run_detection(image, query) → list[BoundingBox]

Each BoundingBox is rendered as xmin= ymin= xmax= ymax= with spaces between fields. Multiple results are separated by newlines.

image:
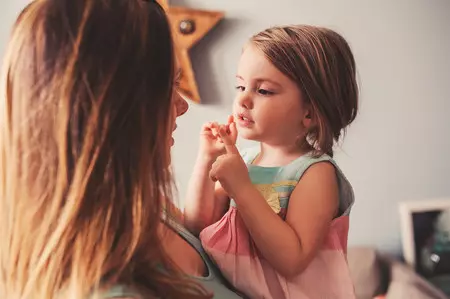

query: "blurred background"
xmin=1 ymin=0 xmax=449 ymax=296
xmin=166 ymin=0 xmax=450 ymax=256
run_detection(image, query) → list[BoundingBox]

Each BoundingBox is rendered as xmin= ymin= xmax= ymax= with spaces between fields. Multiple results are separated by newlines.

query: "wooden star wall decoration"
xmin=157 ymin=0 xmax=224 ymax=103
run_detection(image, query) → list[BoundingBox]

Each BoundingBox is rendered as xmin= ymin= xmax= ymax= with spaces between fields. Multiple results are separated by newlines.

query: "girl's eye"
xmin=236 ymin=85 xmax=245 ymax=91
xmin=258 ymin=89 xmax=274 ymax=96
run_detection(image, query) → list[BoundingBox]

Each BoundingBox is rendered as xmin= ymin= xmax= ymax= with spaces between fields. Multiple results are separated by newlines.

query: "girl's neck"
xmin=253 ymin=142 xmax=309 ymax=167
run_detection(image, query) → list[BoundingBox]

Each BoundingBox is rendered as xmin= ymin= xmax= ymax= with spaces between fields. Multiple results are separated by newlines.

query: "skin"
xmin=159 ymin=70 xmax=209 ymax=278
xmin=185 ymin=44 xmax=340 ymax=278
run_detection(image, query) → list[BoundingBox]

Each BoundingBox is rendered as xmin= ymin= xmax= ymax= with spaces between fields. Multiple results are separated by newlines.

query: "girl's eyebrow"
xmin=236 ymin=75 xmax=282 ymax=88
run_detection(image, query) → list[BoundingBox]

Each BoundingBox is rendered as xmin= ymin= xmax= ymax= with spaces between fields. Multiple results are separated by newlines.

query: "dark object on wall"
xmin=157 ymin=0 xmax=224 ymax=103
xmin=179 ymin=19 xmax=196 ymax=35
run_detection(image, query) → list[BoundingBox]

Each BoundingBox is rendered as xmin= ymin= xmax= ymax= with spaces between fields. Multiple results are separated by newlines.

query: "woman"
xmin=0 ymin=0 xmax=242 ymax=298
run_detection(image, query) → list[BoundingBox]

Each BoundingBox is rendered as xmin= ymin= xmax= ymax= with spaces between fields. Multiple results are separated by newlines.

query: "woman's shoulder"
xmin=99 ymin=284 xmax=144 ymax=299
xmin=100 ymin=282 xmax=243 ymax=299
xmin=162 ymin=218 xmax=243 ymax=298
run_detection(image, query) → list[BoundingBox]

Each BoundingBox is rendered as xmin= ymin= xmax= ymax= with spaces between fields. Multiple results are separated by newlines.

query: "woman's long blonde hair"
xmin=0 ymin=0 xmax=208 ymax=298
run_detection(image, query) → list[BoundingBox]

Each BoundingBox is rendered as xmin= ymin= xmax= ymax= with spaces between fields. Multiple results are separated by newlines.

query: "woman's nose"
xmin=176 ymin=95 xmax=189 ymax=117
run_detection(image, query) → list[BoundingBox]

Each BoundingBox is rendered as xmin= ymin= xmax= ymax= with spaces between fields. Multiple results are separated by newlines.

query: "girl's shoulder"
xmin=293 ymin=153 xmax=355 ymax=217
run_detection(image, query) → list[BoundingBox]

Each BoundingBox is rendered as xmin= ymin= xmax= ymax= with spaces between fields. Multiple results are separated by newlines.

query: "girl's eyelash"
xmin=235 ymin=85 xmax=275 ymax=96
xmin=258 ymin=89 xmax=274 ymax=95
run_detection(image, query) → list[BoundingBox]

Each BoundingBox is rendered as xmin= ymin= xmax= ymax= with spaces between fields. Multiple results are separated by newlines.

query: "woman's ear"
xmin=302 ymin=109 xmax=313 ymax=129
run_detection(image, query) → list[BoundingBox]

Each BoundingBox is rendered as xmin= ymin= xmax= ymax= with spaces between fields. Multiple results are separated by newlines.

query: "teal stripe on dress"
xmin=232 ymin=147 xmax=355 ymax=217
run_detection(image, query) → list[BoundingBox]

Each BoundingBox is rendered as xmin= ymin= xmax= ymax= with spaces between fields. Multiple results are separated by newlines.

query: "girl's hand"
xmin=209 ymin=124 xmax=252 ymax=199
xmin=199 ymin=115 xmax=237 ymax=161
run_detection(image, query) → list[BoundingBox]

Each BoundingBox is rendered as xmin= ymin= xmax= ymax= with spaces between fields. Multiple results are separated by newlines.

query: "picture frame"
xmin=399 ymin=198 xmax=450 ymax=275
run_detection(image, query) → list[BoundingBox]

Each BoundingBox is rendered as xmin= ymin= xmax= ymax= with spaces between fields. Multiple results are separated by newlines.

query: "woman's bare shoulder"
xmin=164 ymin=199 xmax=185 ymax=222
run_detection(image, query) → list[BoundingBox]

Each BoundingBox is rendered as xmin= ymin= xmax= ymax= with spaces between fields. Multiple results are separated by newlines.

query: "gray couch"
xmin=348 ymin=247 xmax=448 ymax=299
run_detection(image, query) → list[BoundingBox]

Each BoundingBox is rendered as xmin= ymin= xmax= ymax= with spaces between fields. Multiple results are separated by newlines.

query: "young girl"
xmin=184 ymin=24 xmax=359 ymax=299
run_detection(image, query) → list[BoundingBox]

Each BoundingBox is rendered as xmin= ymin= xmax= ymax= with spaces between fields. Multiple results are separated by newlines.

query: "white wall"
xmin=1 ymin=0 xmax=449 ymax=255
xmin=170 ymin=0 xmax=450 ymax=254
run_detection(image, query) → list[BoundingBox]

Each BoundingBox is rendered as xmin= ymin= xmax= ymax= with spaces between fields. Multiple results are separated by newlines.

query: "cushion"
xmin=347 ymin=247 xmax=384 ymax=298
xmin=386 ymin=259 xmax=448 ymax=299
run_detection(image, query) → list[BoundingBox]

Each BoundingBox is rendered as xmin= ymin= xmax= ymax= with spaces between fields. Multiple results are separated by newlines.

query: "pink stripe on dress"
xmin=200 ymin=207 xmax=356 ymax=299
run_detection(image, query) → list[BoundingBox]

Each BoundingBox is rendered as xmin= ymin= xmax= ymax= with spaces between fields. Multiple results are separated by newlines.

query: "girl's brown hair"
xmin=250 ymin=25 xmax=359 ymax=157
xmin=0 ymin=0 xmax=208 ymax=298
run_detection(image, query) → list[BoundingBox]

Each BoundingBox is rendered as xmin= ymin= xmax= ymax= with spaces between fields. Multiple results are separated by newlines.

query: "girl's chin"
xmin=238 ymin=130 xmax=258 ymax=141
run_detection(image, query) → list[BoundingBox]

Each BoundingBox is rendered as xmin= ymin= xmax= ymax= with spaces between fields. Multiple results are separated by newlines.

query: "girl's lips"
xmin=237 ymin=112 xmax=254 ymax=122
xmin=236 ymin=114 xmax=254 ymax=127
xmin=170 ymin=124 xmax=177 ymax=146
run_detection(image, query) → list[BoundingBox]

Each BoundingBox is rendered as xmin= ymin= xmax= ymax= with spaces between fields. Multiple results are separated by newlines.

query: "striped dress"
xmin=199 ymin=147 xmax=356 ymax=299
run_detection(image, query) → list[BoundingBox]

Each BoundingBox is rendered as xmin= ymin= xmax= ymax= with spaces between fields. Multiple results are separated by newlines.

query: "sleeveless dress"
xmin=199 ymin=147 xmax=356 ymax=299
xmin=100 ymin=215 xmax=243 ymax=299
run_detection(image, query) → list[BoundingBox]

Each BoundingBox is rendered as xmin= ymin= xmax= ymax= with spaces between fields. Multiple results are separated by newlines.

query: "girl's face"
xmin=233 ymin=44 xmax=311 ymax=147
